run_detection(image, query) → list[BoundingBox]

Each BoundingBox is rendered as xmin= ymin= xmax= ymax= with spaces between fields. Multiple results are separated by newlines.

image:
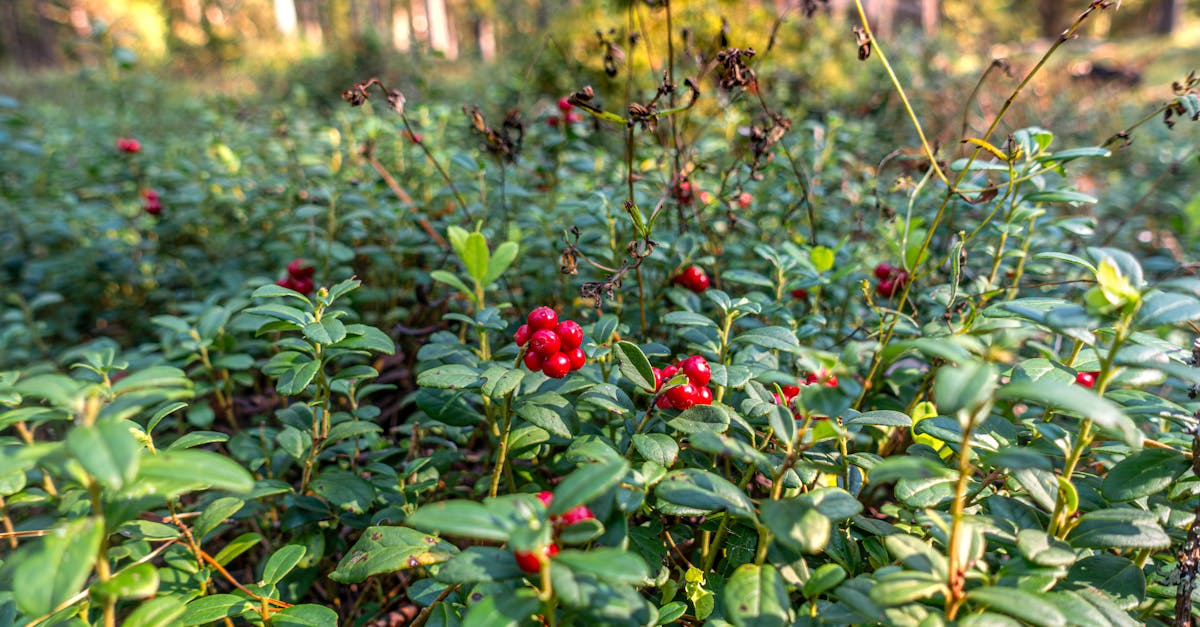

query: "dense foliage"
xmin=3 ymin=1 xmax=1200 ymax=626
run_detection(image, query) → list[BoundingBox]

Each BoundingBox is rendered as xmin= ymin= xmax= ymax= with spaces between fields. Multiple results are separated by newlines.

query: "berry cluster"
xmin=1075 ymin=371 xmax=1100 ymax=388
xmin=873 ymin=263 xmax=909 ymax=298
xmin=548 ymin=97 xmax=584 ymax=127
xmin=674 ymin=265 xmax=710 ymax=293
xmin=276 ymin=258 xmax=316 ymax=295
xmin=116 ymin=137 xmax=142 ymax=154
xmin=512 ymin=491 xmax=597 ymax=574
xmin=779 ymin=369 xmax=839 ymax=401
xmin=515 ymin=307 xmax=586 ymax=378
xmin=142 ymin=189 xmax=162 ymax=215
xmin=653 ymin=355 xmax=715 ymax=410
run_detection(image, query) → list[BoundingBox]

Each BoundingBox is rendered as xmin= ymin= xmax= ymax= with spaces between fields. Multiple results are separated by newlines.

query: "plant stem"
xmin=945 ymin=415 xmax=980 ymax=620
xmin=489 ymin=393 xmax=515 ymax=498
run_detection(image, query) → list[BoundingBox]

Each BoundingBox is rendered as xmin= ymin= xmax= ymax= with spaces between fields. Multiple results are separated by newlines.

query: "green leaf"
xmin=180 ymin=595 xmax=253 ymax=625
xmin=193 ymin=497 xmax=244 ymax=539
xmin=407 ymin=500 xmax=515 ymax=542
xmin=430 ymin=270 xmax=474 ymax=299
xmin=277 ymin=358 xmax=320 ymax=396
xmin=66 ymin=420 xmax=141 ymax=490
xmin=260 ymin=545 xmax=306 ymax=586
xmin=762 ymin=498 xmax=830 ymax=554
xmin=514 ymin=392 xmax=574 ymax=439
xmin=1016 ymin=529 xmax=1077 ymax=567
xmin=310 ymin=468 xmax=376 ymax=514
xmin=484 ymin=241 xmax=519 ymax=285
xmin=845 ymin=410 xmax=911 ymax=428
xmin=662 ymin=311 xmax=718 ymax=328
xmin=1023 ymin=190 xmax=1097 ymax=205
xmin=614 ymin=341 xmax=656 ymax=392
xmin=1101 ymin=448 xmax=1189 ymax=501
xmin=553 ymin=548 xmax=649 ymax=585
xmin=810 ymin=246 xmax=835 ymax=273
xmin=252 ymin=283 xmax=313 ymax=303
xmin=803 ymin=563 xmax=847 ymax=598
xmin=14 ymin=517 xmax=103 ymax=616
xmin=461 ymin=589 xmax=541 ymax=627
xmin=111 ymin=366 xmax=192 ymax=396
xmin=1135 ymin=291 xmax=1200 ymax=328
xmin=212 ymin=533 xmax=261 ymax=566
xmin=416 ymin=364 xmax=481 ymax=390
xmin=167 ymin=430 xmax=229 ymax=450
xmin=135 ymin=450 xmax=254 ymax=495
xmin=434 ymin=546 xmax=526 ymax=583
xmin=269 ymin=604 xmax=339 ymax=626
xmin=1067 ymin=509 xmax=1169 ymax=550
xmin=331 ymin=324 xmax=395 ymax=354
xmin=462 ymin=231 xmax=490 ymax=283
xmin=722 ymin=564 xmax=790 ymax=627
xmin=934 ymin=360 xmax=997 ymax=415
xmin=731 ymin=326 xmax=801 ymax=353
xmin=245 ymin=303 xmax=308 ymax=326
xmin=550 ymin=457 xmax=630 ymax=515
xmin=92 ymin=563 xmax=158 ymax=601
xmin=967 ymin=587 xmax=1067 ymax=627
xmin=868 ymin=571 xmax=945 ymax=606
xmin=666 ymin=404 xmax=731 ymax=434
xmin=997 ymin=381 xmax=1141 ymax=447
xmin=655 ymin=469 xmax=756 ymax=520
xmin=1064 ymin=554 xmax=1145 ymax=610
xmin=123 ymin=596 xmax=187 ymax=627
xmin=330 ymin=526 xmax=458 ymax=583
xmin=631 ymin=433 xmax=679 ymax=467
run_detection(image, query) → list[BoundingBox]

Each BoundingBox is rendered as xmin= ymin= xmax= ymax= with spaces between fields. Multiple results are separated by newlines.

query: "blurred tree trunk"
xmin=1 ymin=0 xmax=61 ymax=67
xmin=1154 ymin=0 xmax=1181 ymax=35
xmin=1037 ymin=0 xmax=1068 ymax=38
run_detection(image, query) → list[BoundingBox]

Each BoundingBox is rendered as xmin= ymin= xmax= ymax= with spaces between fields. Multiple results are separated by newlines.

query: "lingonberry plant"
xmin=3 ymin=0 xmax=1200 ymax=625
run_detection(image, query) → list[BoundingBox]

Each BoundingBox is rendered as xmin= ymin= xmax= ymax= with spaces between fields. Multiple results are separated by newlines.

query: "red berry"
xmin=804 ymin=372 xmax=820 ymax=385
xmin=566 ymin=112 xmax=584 ymax=124
xmin=698 ymin=190 xmax=713 ymax=204
xmin=523 ymin=351 xmax=543 ymax=371
xmin=142 ymin=189 xmax=159 ymax=202
xmin=652 ymin=367 xmax=663 ymax=391
xmin=117 ymin=138 xmax=141 ymax=153
xmin=565 ymin=347 xmax=587 ymax=371
xmin=781 ymin=384 xmax=800 ymax=400
xmin=514 ymin=324 xmax=532 ymax=346
xmin=144 ymin=201 xmax=162 ymax=215
xmin=555 ymin=321 xmax=583 ymax=350
xmin=667 ymin=383 xmax=699 ymax=410
xmin=876 ymin=280 xmax=896 ymax=297
xmin=287 ymin=258 xmax=315 ymax=279
xmin=791 ymin=289 xmax=808 ymax=300
xmin=513 ymin=545 xmax=558 ymax=574
xmin=675 ymin=266 xmax=710 ymax=293
xmin=536 ymin=491 xmax=553 ymax=507
xmin=528 ymin=307 xmax=558 ymax=331
xmin=560 ymin=505 xmax=594 ymax=525
xmin=894 ymin=271 xmax=909 ymax=289
xmin=403 ymin=130 xmax=422 ymax=144
xmin=696 ymin=386 xmax=713 ymax=405
xmin=557 ymin=97 xmax=573 ymax=113
xmin=655 ymin=394 xmax=673 ymax=409
xmin=529 ymin=329 xmax=562 ymax=357
xmin=824 ymin=375 xmax=838 ymax=388
xmin=736 ymin=191 xmax=753 ymax=209
xmin=292 ymin=278 xmax=314 ymax=296
xmin=1075 ymin=371 xmax=1098 ymax=388
xmin=548 ymin=116 xmax=560 ymax=127
xmin=276 ymin=277 xmax=296 ymax=290
xmin=680 ymin=356 xmax=711 ymax=387
xmin=543 ymin=353 xmax=572 ymax=378
xmin=874 ymin=263 xmax=895 ymax=281
xmin=661 ymin=365 xmax=678 ymax=381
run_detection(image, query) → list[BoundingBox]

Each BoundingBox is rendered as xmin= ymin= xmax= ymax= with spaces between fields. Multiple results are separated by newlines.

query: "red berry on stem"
xmin=555 ymin=320 xmax=583 ymax=349
xmin=825 ymin=375 xmax=838 ymax=388
xmin=523 ymin=351 xmax=543 ymax=371
xmin=876 ymin=280 xmax=896 ymax=297
xmin=557 ymin=97 xmax=573 ymax=113
xmin=680 ymin=355 xmax=711 ymax=387
xmin=652 ymin=367 xmax=663 ymax=391
xmin=655 ymin=394 xmax=673 ymax=410
xmin=696 ymin=386 xmax=713 ymax=405
xmin=565 ymin=347 xmax=586 ymax=371
xmin=287 ymin=258 xmax=315 ymax=279
xmin=874 ymin=263 xmax=895 ymax=281
xmin=736 ymin=191 xmax=753 ymax=209
xmin=292 ymin=278 xmax=314 ymax=296
xmin=542 ymin=353 xmax=572 ymax=378
xmin=117 ymin=138 xmax=141 ymax=153
xmin=276 ymin=277 xmax=295 ymax=290
xmin=791 ymin=288 xmax=808 ymax=300
xmin=547 ymin=116 xmax=560 ymax=127
xmin=536 ymin=491 xmax=553 ymax=507
xmin=514 ymin=545 xmax=558 ymax=574
xmin=1075 ymin=371 xmax=1098 ymax=388
xmin=560 ymin=505 xmax=594 ymax=525
xmin=781 ymin=384 xmax=800 ymax=400
xmin=528 ymin=307 xmax=558 ymax=331
xmin=529 ymin=329 xmax=562 ymax=357
xmin=514 ymin=324 xmax=532 ymax=346
xmin=661 ymin=365 xmax=678 ymax=381
xmin=667 ymin=383 xmax=699 ymax=410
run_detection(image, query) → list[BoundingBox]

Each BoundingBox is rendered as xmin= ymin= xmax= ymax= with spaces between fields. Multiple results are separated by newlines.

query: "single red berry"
xmin=655 ymin=394 xmax=673 ymax=410
xmin=535 ymin=491 xmax=554 ymax=507
xmin=528 ymin=307 xmax=558 ymax=331
xmin=555 ymin=320 xmax=583 ymax=349
xmin=292 ymin=278 xmax=314 ymax=296
xmin=276 ymin=277 xmax=296 ymax=290
xmin=542 ymin=353 xmax=572 ymax=378
xmin=514 ymin=549 xmax=542 ymax=574
xmin=698 ymin=190 xmax=713 ymax=204
xmin=876 ymin=280 xmax=896 ymax=297
xmin=142 ymin=189 xmax=159 ymax=202
xmin=514 ymin=324 xmax=532 ymax=346
xmin=529 ymin=329 xmax=562 ymax=357
xmin=557 ymin=96 xmax=573 ymax=113
xmin=560 ymin=505 xmax=594 ymax=525
xmin=680 ymin=356 xmax=711 ymax=387
xmin=652 ymin=367 xmax=663 ymax=391
xmin=791 ymin=288 xmax=808 ymax=300
xmin=548 ymin=116 xmax=560 ymax=127
xmin=736 ymin=191 xmax=753 ymax=209
xmin=661 ymin=365 xmax=679 ymax=381
xmin=781 ymin=384 xmax=800 ymax=400
xmin=523 ymin=351 xmax=543 ymax=371
xmin=1075 ymin=371 xmax=1098 ymax=388
xmin=144 ymin=201 xmax=162 ymax=215
xmin=667 ymin=383 xmax=699 ymax=410
xmin=675 ymin=266 xmax=709 ymax=294
xmin=696 ymin=386 xmax=713 ymax=405
xmin=565 ymin=347 xmax=587 ymax=371
xmin=824 ymin=375 xmax=838 ymax=388
xmin=117 ymin=137 xmax=141 ymax=153
xmin=874 ymin=263 xmax=895 ymax=281
xmin=287 ymin=258 xmax=315 ymax=279
xmin=674 ymin=180 xmax=694 ymax=206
